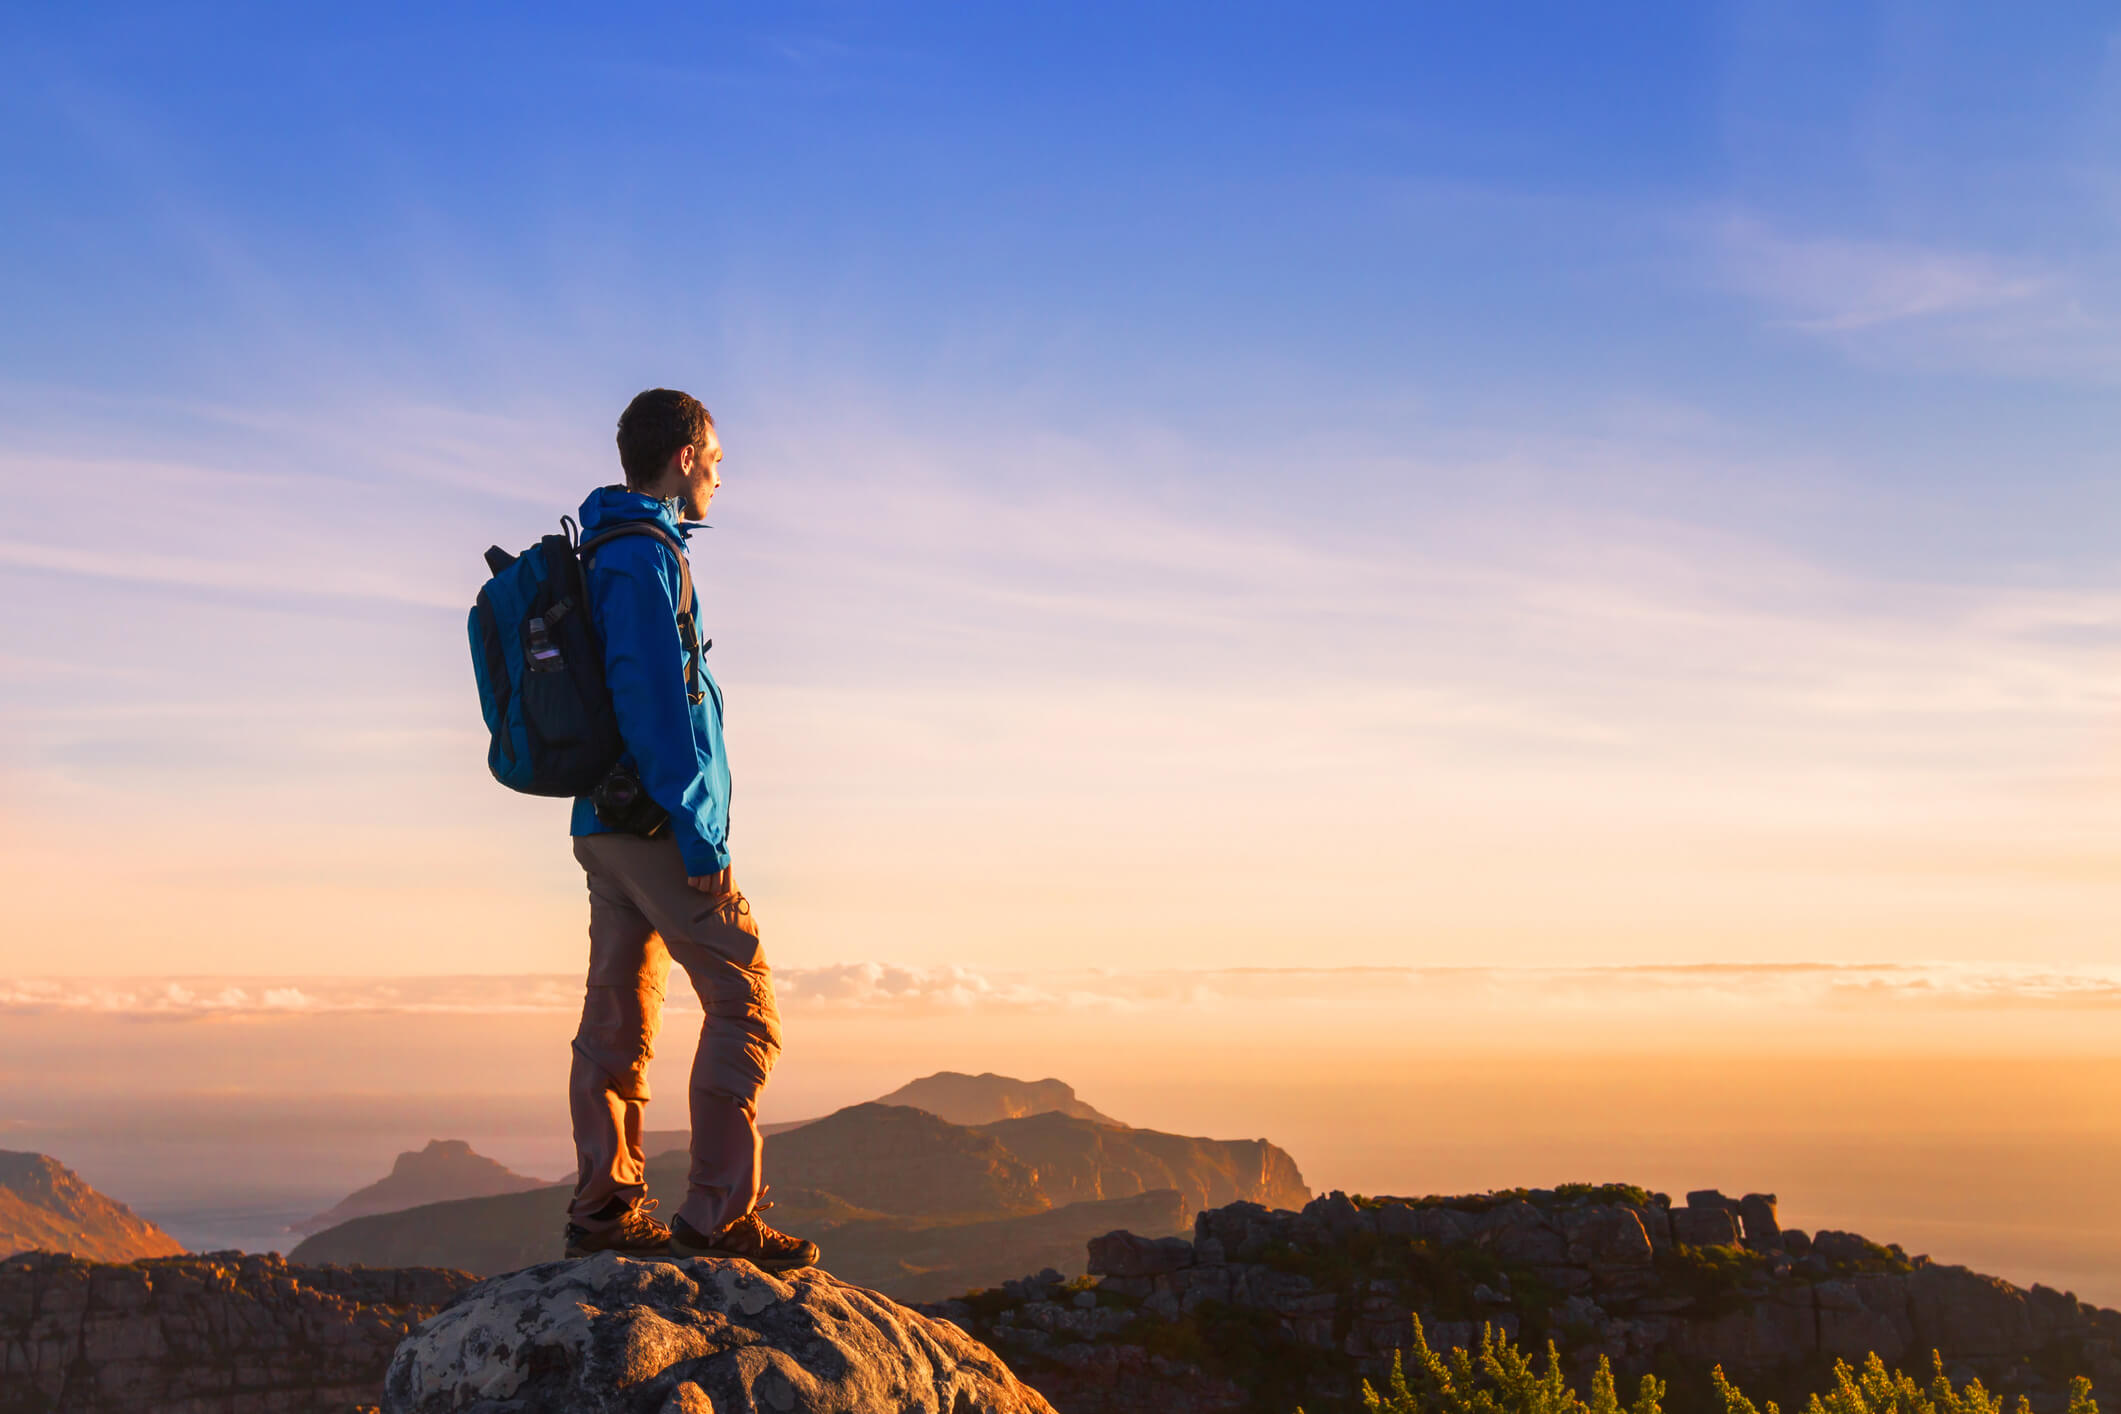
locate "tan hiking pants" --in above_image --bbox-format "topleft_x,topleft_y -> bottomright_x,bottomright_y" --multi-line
568,833 -> 782,1236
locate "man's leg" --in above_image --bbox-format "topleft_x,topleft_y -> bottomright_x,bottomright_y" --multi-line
567,837 -> 673,1229
571,836 -> 790,1239
665,881 -> 780,1235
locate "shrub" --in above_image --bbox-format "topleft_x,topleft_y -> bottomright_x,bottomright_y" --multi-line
1714,1352 -> 2096,1414
1299,1326 -> 2100,1414
1298,1315 -> 1664,1414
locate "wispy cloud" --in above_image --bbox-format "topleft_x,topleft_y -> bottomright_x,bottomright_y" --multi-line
1713,214 -> 2121,380
1720,216 -> 2049,332
9,963 -> 2121,1021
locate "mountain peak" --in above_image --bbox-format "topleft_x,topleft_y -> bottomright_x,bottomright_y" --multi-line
295,1140 -> 547,1235
874,1072 -> 1122,1128
0,1150 -> 185,1262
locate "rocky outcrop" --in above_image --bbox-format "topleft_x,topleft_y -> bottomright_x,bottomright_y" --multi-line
878,1072 -> 1122,1128
0,1151 -> 185,1263
384,1251 -> 1056,1414
0,1249 -> 474,1413
295,1139 -> 550,1234
926,1185 -> 2121,1414
977,1113 -> 1310,1217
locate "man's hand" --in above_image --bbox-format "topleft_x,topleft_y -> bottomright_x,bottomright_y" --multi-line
687,875 -> 723,894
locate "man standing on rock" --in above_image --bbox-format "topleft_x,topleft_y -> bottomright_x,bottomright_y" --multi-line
562,388 -> 819,1272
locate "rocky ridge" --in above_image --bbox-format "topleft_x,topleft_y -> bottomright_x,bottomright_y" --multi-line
0,1248 -> 475,1413
383,1250 -> 1055,1414
925,1185 -> 2121,1414
0,1150 -> 185,1264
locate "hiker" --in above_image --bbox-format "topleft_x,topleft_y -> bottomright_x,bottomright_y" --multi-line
558,388 -> 818,1271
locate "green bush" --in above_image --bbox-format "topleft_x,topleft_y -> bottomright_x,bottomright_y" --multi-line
1715,1352 -> 2096,1414
1298,1321 -> 2100,1414
1298,1315 -> 1663,1414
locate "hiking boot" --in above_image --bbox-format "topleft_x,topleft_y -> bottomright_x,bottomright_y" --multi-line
563,1198 -> 671,1259
670,1194 -> 819,1273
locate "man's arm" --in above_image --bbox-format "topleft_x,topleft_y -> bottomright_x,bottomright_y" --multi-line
595,550 -> 728,885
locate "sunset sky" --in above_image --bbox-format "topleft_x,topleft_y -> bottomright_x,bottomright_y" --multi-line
5,3 -> 2121,1004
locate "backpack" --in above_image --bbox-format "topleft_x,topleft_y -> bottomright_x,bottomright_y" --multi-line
467,515 -> 700,797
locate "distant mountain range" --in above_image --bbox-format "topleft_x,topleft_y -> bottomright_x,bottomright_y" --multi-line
288,1074 -> 1310,1298
638,1070 -> 1122,1156
292,1139 -> 550,1235
0,1151 -> 185,1262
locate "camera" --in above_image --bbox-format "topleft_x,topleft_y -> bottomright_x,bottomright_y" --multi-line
591,763 -> 670,837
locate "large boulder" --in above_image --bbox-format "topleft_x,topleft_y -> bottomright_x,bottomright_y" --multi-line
1737,1194 -> 1781,1250
1669,1208 -> 1742,1247
383,1252 -> 1055,1414
1560,1206 -> 1653,1268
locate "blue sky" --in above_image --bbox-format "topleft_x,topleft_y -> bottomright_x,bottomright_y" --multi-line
5,2 -> 2121,978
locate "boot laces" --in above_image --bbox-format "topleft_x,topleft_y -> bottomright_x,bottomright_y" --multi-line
617,1199 -> 666,1238
731,1193 -> 800,1251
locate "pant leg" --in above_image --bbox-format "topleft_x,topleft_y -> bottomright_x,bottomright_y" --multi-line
666,879 -> 781,1233
567,837 -> 673,1227
571,835 -> 781,1235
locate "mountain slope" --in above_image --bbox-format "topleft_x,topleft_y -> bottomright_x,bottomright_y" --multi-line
976,1112 -> 1310,1215
764,1104 -> 1049,1219
0,1151 -> 185,1262
291,1091 -> 1309,1298
874,1072 -> 1120,1127
295,1139 -> 550,1234
290,1185 -> 570,1275
819,1188 -> 1187,1302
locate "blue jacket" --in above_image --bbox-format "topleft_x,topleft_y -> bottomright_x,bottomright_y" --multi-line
568,486 -> 732,875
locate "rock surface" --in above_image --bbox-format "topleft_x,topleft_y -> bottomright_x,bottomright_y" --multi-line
928,1184 -> 2121,1414
384,1251 -> 1056,1414
0,1248 -> 474,1413
0,1150 -> 185,1263
296,1139 -> 550,1235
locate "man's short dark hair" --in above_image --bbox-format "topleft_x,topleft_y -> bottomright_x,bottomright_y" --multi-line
616,389 -> 714,486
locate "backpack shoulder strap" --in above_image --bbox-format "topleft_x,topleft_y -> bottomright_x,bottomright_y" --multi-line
580,521 -> 703,703
581,522 -> 691,614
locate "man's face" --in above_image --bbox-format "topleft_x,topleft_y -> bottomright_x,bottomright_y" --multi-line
677,427 -> 723,519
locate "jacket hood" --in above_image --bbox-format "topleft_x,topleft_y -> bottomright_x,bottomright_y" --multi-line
577,485 -> 697,540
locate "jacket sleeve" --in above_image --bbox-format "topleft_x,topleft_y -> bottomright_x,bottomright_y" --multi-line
594,549 -> 728,875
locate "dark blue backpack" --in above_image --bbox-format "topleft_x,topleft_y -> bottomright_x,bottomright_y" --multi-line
467,516 -> 694,797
